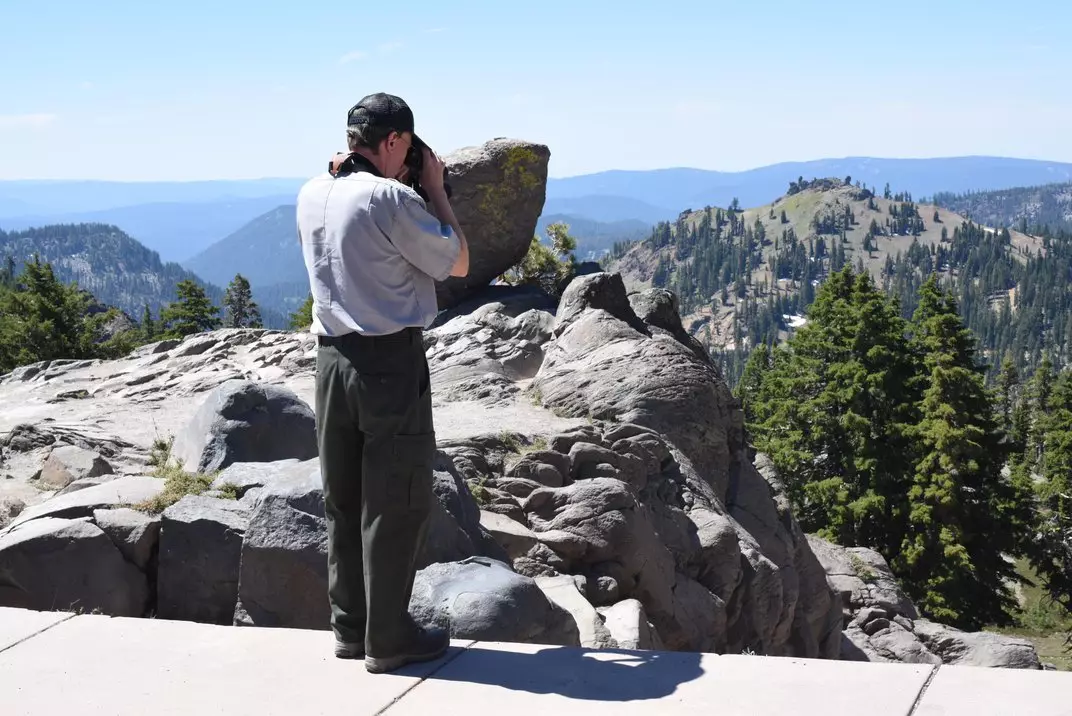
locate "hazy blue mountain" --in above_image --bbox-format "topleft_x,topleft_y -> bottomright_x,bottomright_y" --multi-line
536,213 -> 651,259
545,157 -> 1072,222
0,178 -> 304,216
541,195 -> 673,224
1,195 -> 296,263
183,205 -> 302,290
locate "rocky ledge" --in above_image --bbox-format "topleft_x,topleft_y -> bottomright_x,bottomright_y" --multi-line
0,269 -> 1044,670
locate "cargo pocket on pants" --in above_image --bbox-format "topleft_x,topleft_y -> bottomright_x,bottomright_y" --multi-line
385,433 -> 436,512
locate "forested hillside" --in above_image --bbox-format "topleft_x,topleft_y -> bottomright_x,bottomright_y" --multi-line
606,177 -> 1072,385
0,223 -> 223,317
931,182 -> 1072,234
0,223 -> 286,328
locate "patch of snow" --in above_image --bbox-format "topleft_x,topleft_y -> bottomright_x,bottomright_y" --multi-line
783,314 -> 808,328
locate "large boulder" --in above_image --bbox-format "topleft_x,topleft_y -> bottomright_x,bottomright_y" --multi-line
0,516 -> 148,616
514,272 -> 841,658
409,556 -> 579,645
38,445 -> 112,490
233,464 -> 327,629
530,273 -> 740,495
435,139 -> 551,310
171,379 -> 318,474
157,495 -> 250,625
233,454 -> 504,629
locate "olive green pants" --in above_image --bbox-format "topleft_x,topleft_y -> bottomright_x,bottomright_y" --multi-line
314,327 -> 436,656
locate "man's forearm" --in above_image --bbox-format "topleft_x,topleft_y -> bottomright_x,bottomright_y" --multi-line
428,188 -> 469,277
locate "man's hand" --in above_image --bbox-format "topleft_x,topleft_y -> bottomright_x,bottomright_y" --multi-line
419,146 -> 446,195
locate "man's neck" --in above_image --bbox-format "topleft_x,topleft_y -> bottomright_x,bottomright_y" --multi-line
351,148 -> 387,176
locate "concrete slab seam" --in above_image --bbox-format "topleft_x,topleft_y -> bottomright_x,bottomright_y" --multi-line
906,664 -> 942,716
0,611 -> 78,656
375,640 -> 479,715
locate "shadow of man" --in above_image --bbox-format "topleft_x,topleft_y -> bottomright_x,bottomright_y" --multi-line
425,644 -> 706,702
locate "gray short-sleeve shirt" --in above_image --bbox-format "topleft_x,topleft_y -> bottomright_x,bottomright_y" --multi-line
297,169 -> 461,336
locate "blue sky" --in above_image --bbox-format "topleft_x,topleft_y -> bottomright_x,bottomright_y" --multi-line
1,0 -> 1069,181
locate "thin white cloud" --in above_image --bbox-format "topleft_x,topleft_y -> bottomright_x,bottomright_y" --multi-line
0,113 -> 57,130
378,41 -> 404,54
338,50 -> 368,64
424,27 -> 446,33
80,81 -> 94,90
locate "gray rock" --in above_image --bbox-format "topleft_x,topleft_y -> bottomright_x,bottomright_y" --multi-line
8,476 -> 166,529
535,574 -> 617,648
157,495 -> 249,624
92,508 -> 161,571
233,465 -> 327,629
0,497 -> 25,530
598,599 -> 664,650
38,445 -> 112,489
1,424 -> 56,452
56,474 -> 120,496
568,442 -> 621,481
479,510 -> 539,560
912,619 -> 1042,669
232,452 -> 507,629
531,272 -> 739,495
806,535 -> 919,619
0,516 -> 148,616
628,288 -> 710,363
409,556 -> 579,645
210,458 -> 306,499
434,139 -> 551,310
419,453 -> 509,569
171,379 -> 317,474
172,334 -> 223,358
840,622 -> 942,665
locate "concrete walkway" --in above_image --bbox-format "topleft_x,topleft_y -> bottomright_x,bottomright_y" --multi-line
1,607 -> 1069,715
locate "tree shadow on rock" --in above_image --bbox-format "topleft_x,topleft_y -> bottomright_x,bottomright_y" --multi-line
428,645 -> 705,702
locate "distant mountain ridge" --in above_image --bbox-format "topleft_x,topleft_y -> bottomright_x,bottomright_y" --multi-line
1,195 -> 297,263
930,182 -> 1072,233
547,157 -> 1072,221
183,205 -> 299,289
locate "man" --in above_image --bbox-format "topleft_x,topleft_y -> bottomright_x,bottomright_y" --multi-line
296,92 -> 469,674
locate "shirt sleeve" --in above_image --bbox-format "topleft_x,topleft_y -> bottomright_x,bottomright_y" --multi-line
377,183 -> 461,281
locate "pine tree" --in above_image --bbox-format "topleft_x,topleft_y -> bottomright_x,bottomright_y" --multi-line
0,254 -> 102,372
222,274 -> 262,329
160,279 -> 221,339
997,355 -> 1019,439
896,274 -> 1027,628
735,342 -> 771,423
1029,369 -> 1072,618
749,266 -> 917,551
289,295 -> 314,330
141,303 -> 155,341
